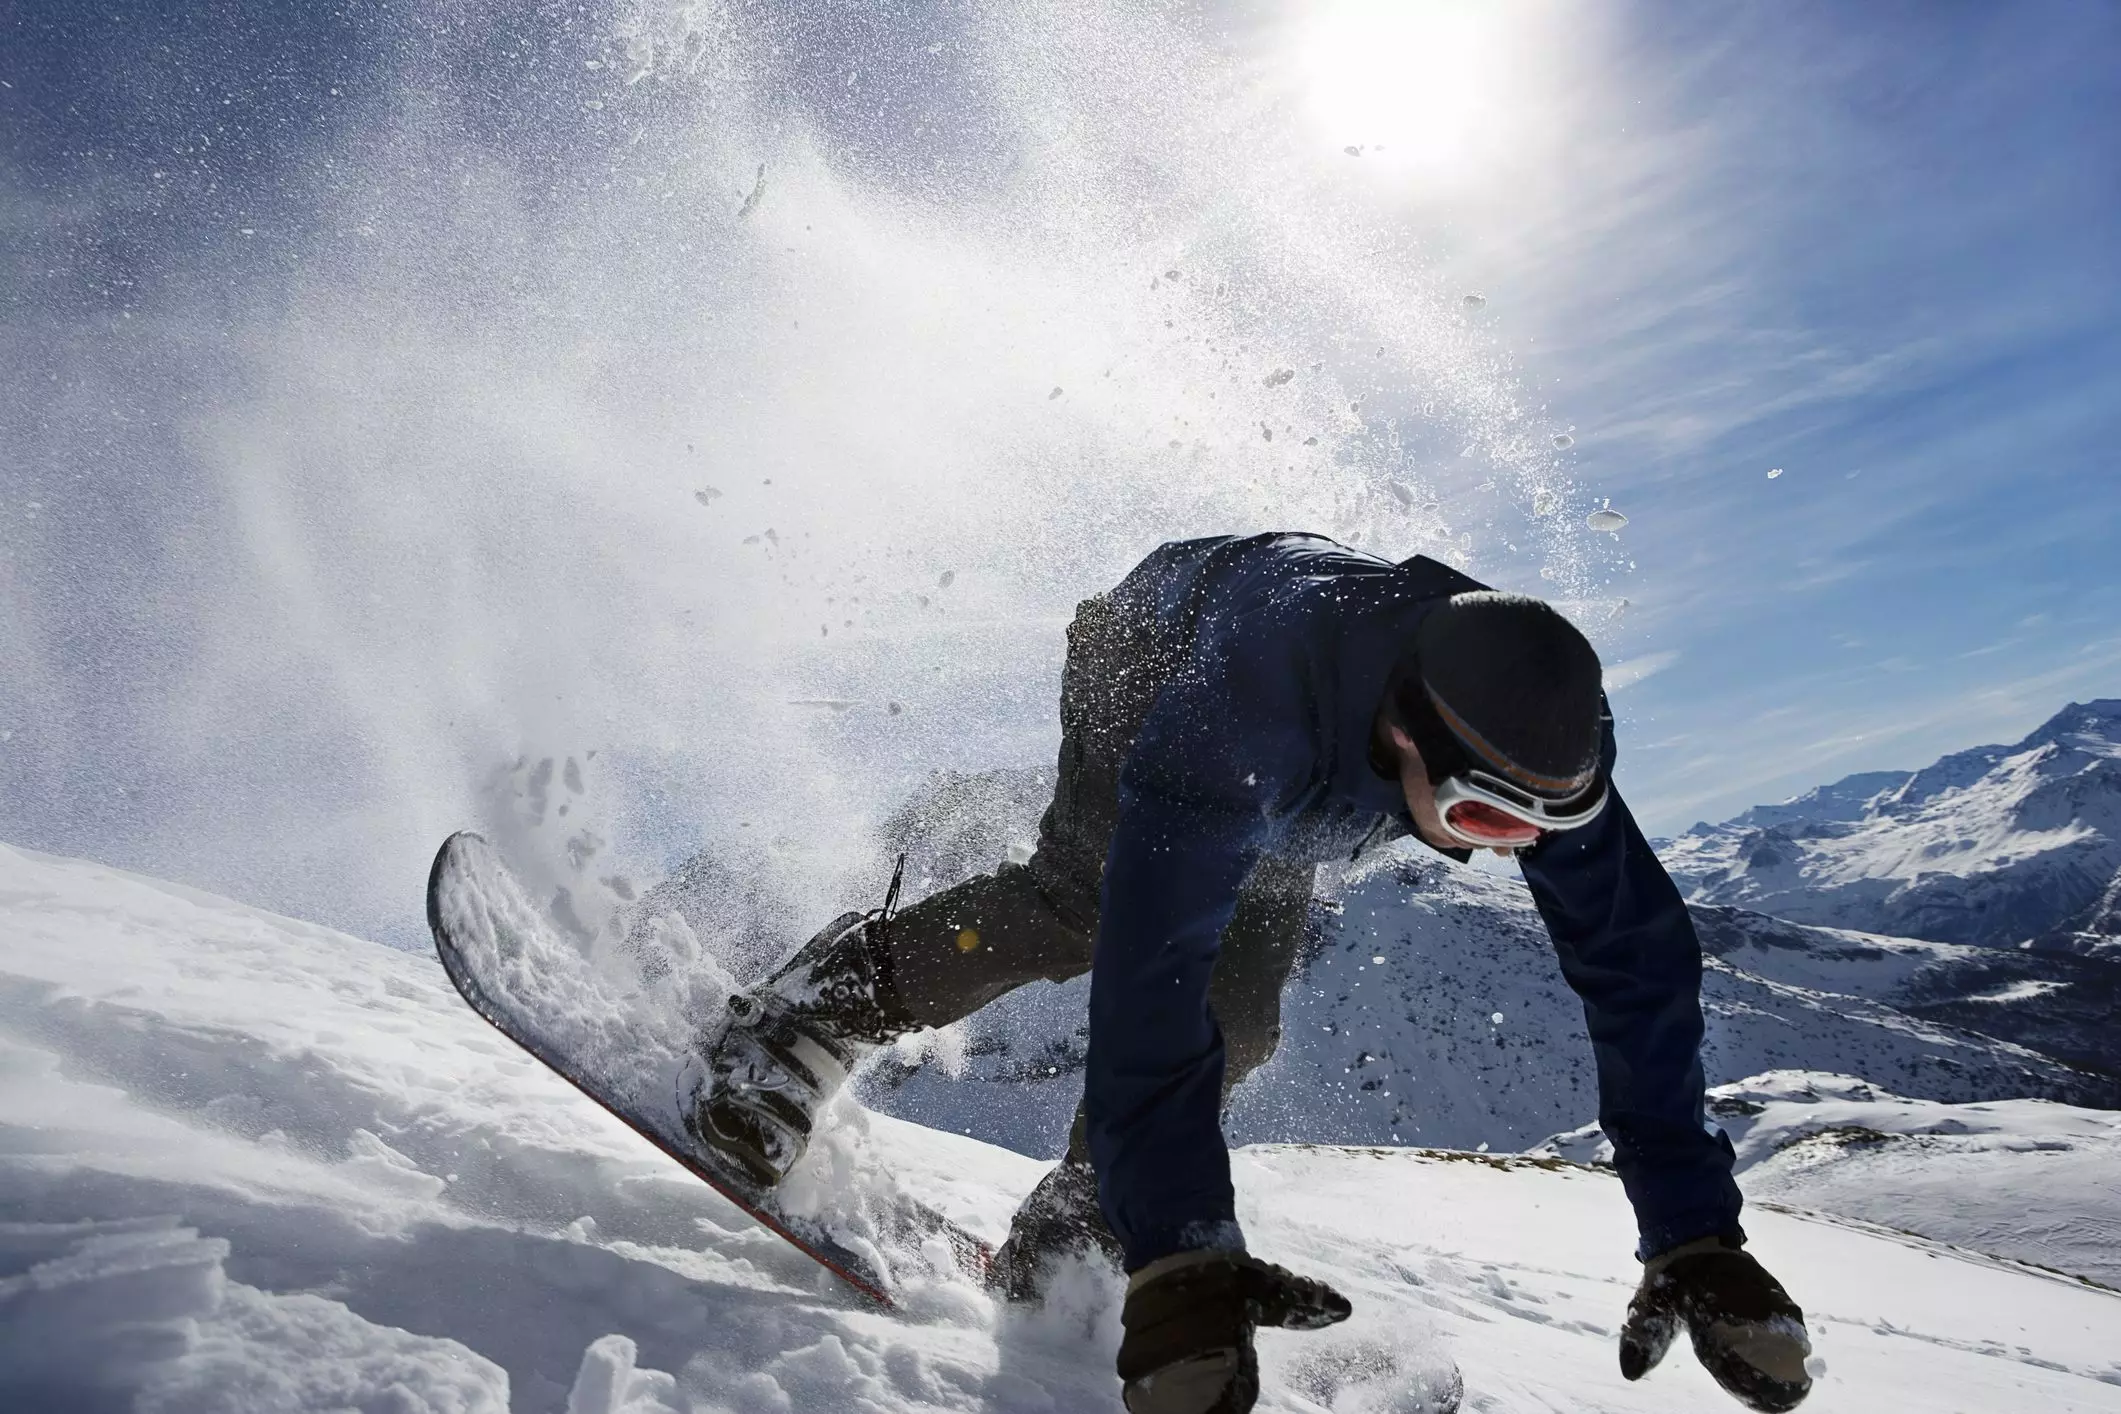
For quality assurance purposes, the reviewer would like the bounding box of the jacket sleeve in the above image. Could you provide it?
[1081,621,1309,1272]
[1517,716,1744,1259]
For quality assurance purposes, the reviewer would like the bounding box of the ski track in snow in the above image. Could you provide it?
[4,839,2121,1412]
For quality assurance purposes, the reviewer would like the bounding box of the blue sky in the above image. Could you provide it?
[2,0,2117,944]
[1477,2,2121,825]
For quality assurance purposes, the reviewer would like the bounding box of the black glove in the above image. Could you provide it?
[1619,1234,1813,1412]
[1117,1250,1352,1414]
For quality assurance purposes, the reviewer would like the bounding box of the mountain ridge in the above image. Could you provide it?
[1659,698,2121,955]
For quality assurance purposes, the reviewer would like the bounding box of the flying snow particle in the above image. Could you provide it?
[1165,269,1182,281]
[1462,293,1487,309]
[1049,386,1063,400]
[1531,489,1559,517]
[1477,1142,1490,1153]
[1767,467,1784,479]
[1345,145,1364,157]
[1371,955,1387,965]
[1260,423,1273,442]
[888,701,904,715]
[937,570,955,589]
[693,487,722,505]
[1587,509,1629,532]
[1263,368,1295,387]
[1552,433,1575,449]
[1387,483,1414,507]
[1491,1012,1504,1025]
[1302,436,1318,446]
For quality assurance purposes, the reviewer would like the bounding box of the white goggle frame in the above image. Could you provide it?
[1432,768,1609,850]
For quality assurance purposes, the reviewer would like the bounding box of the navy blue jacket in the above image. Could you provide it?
[1082,533,1742,1270]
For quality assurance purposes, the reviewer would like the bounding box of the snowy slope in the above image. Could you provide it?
[7,840,2121,1412]
[1535,1071,2121,1291]
[866,853,2117,1161]
[1660,700,2121,954]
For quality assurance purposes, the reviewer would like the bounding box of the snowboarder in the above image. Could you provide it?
[684,532,1813,1413]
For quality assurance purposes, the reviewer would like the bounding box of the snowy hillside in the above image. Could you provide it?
[1535,1070,2121,1291]
[1689,905,2121,1084]
[7,840,2121,1412]
[866,853,2118,1160]
[1660,700,2121,954]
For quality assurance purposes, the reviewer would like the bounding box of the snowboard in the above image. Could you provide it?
[425,830,993,1307]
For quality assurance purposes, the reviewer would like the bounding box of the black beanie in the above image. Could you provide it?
[1406,592,1604,797]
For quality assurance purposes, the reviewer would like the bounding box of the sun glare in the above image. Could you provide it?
[1299,0,1522,182]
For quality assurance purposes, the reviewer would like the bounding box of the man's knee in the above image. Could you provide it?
[1220,1015,1283,1089]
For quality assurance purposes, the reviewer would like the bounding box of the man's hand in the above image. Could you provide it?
[1619,1234,1812,1411]
[1117,1250,1351,1414]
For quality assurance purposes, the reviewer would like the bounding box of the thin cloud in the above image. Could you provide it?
[1604,649,1681,693]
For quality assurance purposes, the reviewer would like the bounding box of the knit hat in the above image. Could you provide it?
[1399,592,1605,798]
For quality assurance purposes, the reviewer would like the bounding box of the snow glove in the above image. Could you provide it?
[1117,1250,1352,1414]
[1619,1234,1813,1411]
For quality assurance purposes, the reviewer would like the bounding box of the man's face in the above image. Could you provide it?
[1385,720,1521,858]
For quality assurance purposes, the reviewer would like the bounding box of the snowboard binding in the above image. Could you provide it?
[680,861,919,1190]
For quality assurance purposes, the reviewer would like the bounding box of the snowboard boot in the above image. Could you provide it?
[680,883,919,1190]
[989,1156,1127,1302]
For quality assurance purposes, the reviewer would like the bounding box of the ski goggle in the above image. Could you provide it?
[1432,768,1609,850]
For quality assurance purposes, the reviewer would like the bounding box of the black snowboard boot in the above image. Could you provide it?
[989,1156,1127,1302]
[680,899,918,1190]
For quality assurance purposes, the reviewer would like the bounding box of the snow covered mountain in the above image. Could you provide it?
[1659,700,2121,956]
[824,759,2121,1158]
[7,839,2121,1413]
[865,854,2120,1161]
[1688,904,2121,1085]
